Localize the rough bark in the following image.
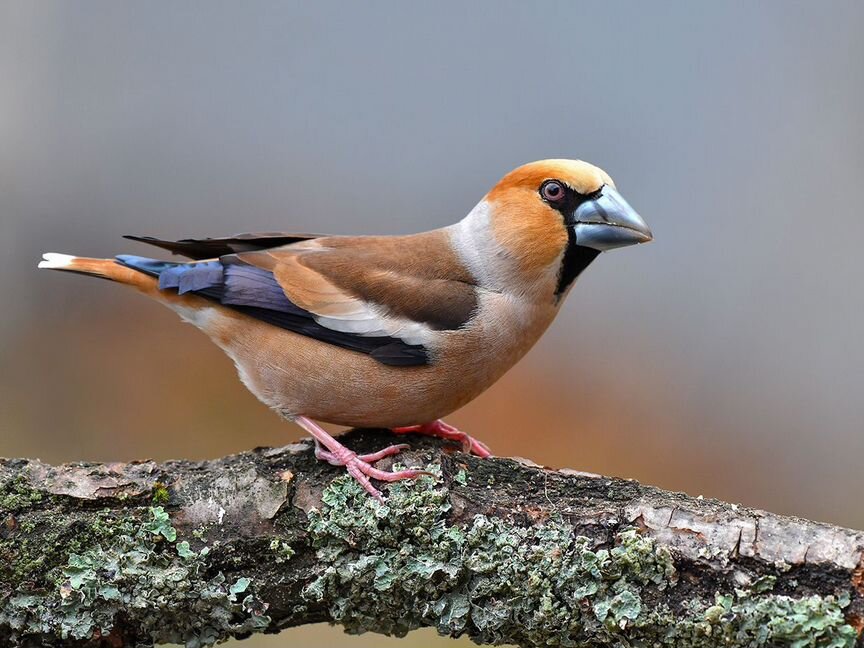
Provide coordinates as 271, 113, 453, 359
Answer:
1, 429, 863, 647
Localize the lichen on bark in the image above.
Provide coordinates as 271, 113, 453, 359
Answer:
1, 504, 268, 647
1, 431, 863, 647
303, 468, 857, 648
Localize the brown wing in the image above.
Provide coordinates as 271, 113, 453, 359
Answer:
234, 233, 479, 335
123, 230, 479, 366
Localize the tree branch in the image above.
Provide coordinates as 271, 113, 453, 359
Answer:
1, 429, 863, 647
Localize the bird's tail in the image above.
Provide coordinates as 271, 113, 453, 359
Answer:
39, 252, 221, 331
37, 253, 157, 291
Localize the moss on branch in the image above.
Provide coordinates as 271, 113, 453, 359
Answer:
0, 430, 863, 647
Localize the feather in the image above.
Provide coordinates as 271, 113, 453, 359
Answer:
123, 233, 321, 260
114, 254, 433, 367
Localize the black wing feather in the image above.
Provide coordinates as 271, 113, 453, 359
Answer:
123, 233, 322, 260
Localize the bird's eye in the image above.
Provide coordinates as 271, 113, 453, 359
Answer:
541, 180, 565, 202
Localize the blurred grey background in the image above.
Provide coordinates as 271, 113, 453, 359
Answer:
1, 2, 863, 646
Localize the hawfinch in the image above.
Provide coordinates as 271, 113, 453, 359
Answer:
39, 159, 652, 499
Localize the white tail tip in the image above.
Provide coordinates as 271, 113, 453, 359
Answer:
38, 252, 77, 269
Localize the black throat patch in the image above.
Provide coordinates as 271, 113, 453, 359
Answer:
542, 184, 602, 298
555, 231, 600, 298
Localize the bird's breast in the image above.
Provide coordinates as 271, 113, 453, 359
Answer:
431, 290, 559, 386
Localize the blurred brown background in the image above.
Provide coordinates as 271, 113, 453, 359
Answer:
2, 2, 863, 646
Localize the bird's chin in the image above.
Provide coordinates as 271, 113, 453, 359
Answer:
573, 223, 653, 251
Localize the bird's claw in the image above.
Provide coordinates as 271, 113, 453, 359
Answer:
314, 441, 428, 501
393, 420, 492, 458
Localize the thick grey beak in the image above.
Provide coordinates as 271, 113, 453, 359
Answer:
572, 185, 652, 251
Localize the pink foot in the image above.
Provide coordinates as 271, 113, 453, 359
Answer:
315, 442, 409, 465
294, 416, 427, 501
392, 419, 492, 458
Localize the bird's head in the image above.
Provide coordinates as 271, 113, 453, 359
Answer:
454, 159, 652, 298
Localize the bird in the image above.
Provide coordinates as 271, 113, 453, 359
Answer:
38, 159, 652, 500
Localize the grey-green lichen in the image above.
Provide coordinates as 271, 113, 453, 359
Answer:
304, 470, 858, 648
1, 508, 125, 589
0, 506, 269, 647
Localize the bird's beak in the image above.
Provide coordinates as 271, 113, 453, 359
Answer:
571, 185, 653, 251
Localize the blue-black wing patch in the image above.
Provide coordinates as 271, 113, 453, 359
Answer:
115, 255, 430, 367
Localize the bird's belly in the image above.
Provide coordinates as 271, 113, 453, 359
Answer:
197, 306, 553, 429
232, 338, 495, 428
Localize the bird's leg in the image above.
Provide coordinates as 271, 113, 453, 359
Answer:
392, 419, 492, 458
295, 415, 427, 501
